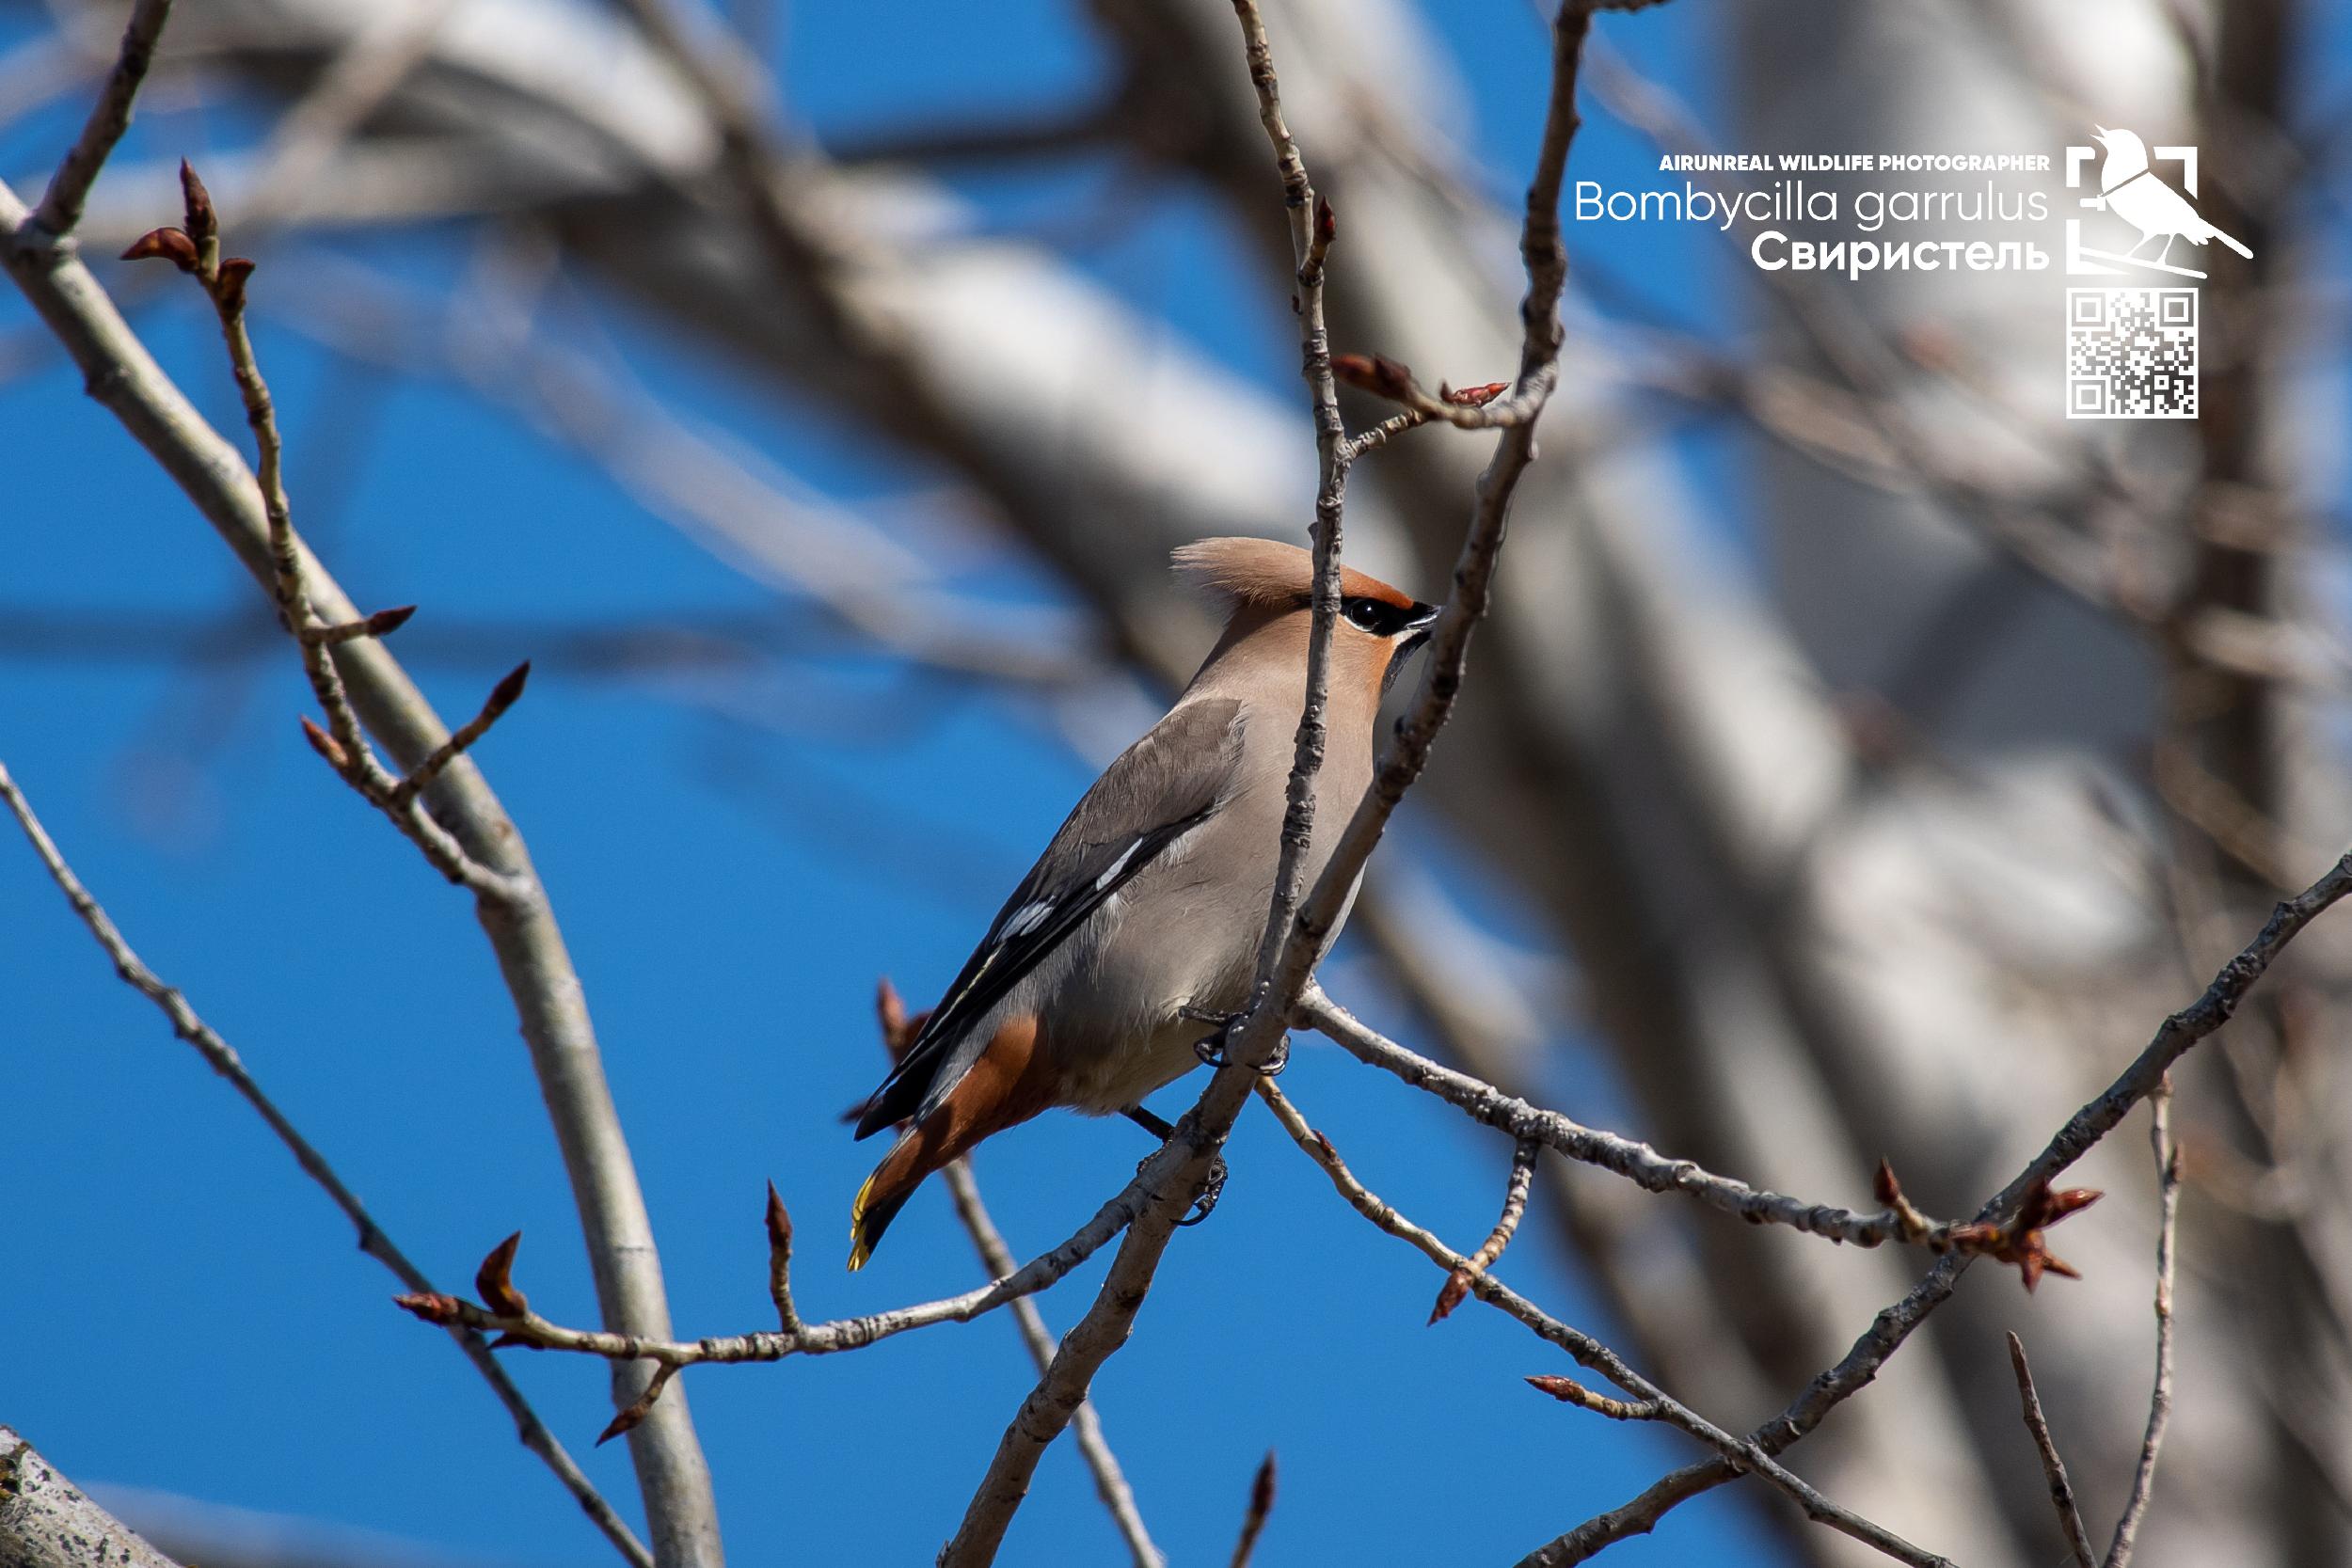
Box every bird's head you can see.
[1173,536,1438,702]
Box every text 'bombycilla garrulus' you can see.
[847,537,1437,1268]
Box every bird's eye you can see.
[1343,597,1391,634]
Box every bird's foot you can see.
[1175,1154,1228,1227]
[1127,1107,1228,1227]
[1191,1009,1240,1069]
[1187,1009,1287,1075]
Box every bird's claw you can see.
[1192,1010,1240,1068]
[1131,1137,1226,1227]
[1175,1155,1228,1227]
[1189,1010,1287,1075]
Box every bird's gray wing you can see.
[851,697,1247,1138]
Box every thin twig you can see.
[1255,1080,1949,1568]
[764,1181,802,1338]
[388,1136,1194,1367]
[2006,1333,2096,1568]
[1517,1255,1966,1566]
[0,762,652,1568]
[1431,1137,1539,1324]
[1525,1375,1661,1422]
[1339,407,1432,461]
[151,172,521,895]
[1300,987,2094,1280]
[1280,0,1586,980]
[2106,1082,2181,1568]
[1223,0,1351,1053]
[387,659,531,810]
[26,0,174,241]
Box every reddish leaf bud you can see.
[392,1291,463,1324]
[766,1180,793,1256]
[475,1231,530,1319]
[486,660,531,717]
[120,227,199,272]
[1439,381,1512,407]
[298,715,348,771]
[1249,1450,1277,1517]
[1330,353,1415,402]
[1427,1268,1472,1325]
[178,160,215,244]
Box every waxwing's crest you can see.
[1171,536,1417,611]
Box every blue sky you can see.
[11,2,2349,1565]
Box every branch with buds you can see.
[120,165,532,897]
[1330,351,1528,442]
[1253,1079,1950,1568]
[1299,985,2103,1288]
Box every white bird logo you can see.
[2081,126,2251,272]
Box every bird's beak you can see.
[2092,127,2109,146]
[1384,601,1442,693]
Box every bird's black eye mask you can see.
[1287,594,1440,690]
[1341,595,1424,638]
[1288,593,1438,637]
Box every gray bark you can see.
[0,1429,186,1568]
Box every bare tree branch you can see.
[0,761,653,1568]
[2006,1333,2095,1568]
[1300,987,2096,1276]
[2104,1083,2181,1568]
[24,0,173,241]
[1527,841,2352,1562]
[1,1428,186,1568]
[1254,1079,1950,1568]
[1518,1254,1968,1567]
[388,1142,1197,1367]
[940,1162,1163,1568]
[1429,1135,1539,1325]
[0,168,723,1568]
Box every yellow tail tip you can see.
[849,1169,876,1272]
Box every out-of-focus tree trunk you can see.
[1734,2,2349,1563]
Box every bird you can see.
[2086,126,2251,268]
[845,536,1438,1269]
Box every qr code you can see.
[2066,288,2197,419]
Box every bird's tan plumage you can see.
[847,538,1434,1268]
